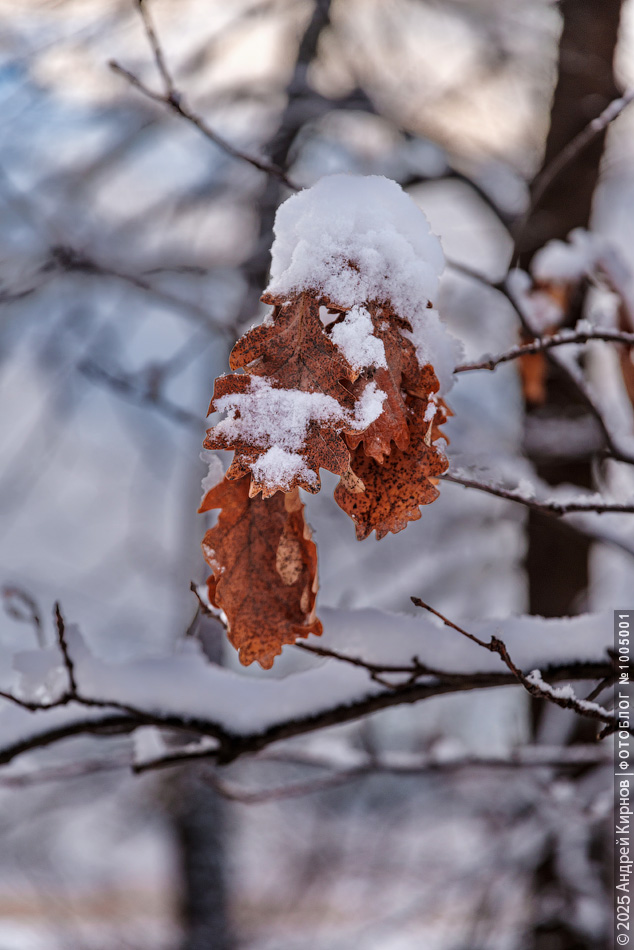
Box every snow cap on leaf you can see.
[267,173,445,316]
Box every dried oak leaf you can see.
[199,474,321,668]
[202,291,362,496]
[349,306,439,463]
[231,291,358,401]
[203,374,355,496]
[335,395,449,540]
[519,282,570,406]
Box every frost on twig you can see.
[0,606,621,773]
[411,598,618,734]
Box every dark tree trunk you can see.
[517,0,622,265]
[521,0,623,621]
[519,3,623,947]
[168,620,236,950]
[173,767,235,950]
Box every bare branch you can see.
[0,689,57,713]
[189,580,214,618]
[108,47,297,189]
[0,713,140,768]
[447,260,634,468]
[441,471,634,516]
[203,744,613,803]
[585,671,617,703]
[0,653,616,772]
[411,598,617,732]
[4,741,609,795]
[0,756,130,788]
[513,89,634,263]
[296,641,470,689]
[455,327,634,374]
[204,767,368,803]
[136,0,173,96]
[546,348,634,467]
[54,603,78,696]
[458,264,634,469]
[48,244,220,330]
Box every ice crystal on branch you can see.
[200,174,460,667]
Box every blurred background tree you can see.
[0,0,632,947]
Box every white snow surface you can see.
[525,669,612,717]
[403,306,463,395]
[251,445,316,490]
[531,228,609,284]
[329,305,388,370]
[0,610,613,756]
[267,175,462,395]
[199,450,224,500]
[267,174,445,315]
[212,375,385,485]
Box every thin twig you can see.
[189,580,214,617]
[136,0,173,95]
[54,602,78,696]
[585,672,617,704]
[49,244,221,330]
[447,260,634,467]
[504,277,634,467]
[455,327,634,374]
[0,755,130,788]
[441,472,634,515]
[296,641,468,689]
[547,348,634,467]
[200,744,613,803]
[0,689,60,713]
[0,597,622,771]
[79,360,204,432]
[204,767,369,802]
[108,59,296,188]
[129,0,297,186]
[513,90,634,263]
[411,598,616,732]
[0,653,619,772]
[445,259,544,339]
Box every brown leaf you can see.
[519,281,570,406]
[199,475,321,668]
[202,374,354,496]
[334,396,449,540]
[518,349,548,406]
[202,291,363,496]
[232,291,358,401]
[329,302,440,463]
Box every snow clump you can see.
[268,174,444,314]
[267,174,462,393]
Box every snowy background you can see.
[0,0,632,947]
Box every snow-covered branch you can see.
[0,606,621,775]
[455,326,634,374]
[442,471,634,516]
[411,599,618,733]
